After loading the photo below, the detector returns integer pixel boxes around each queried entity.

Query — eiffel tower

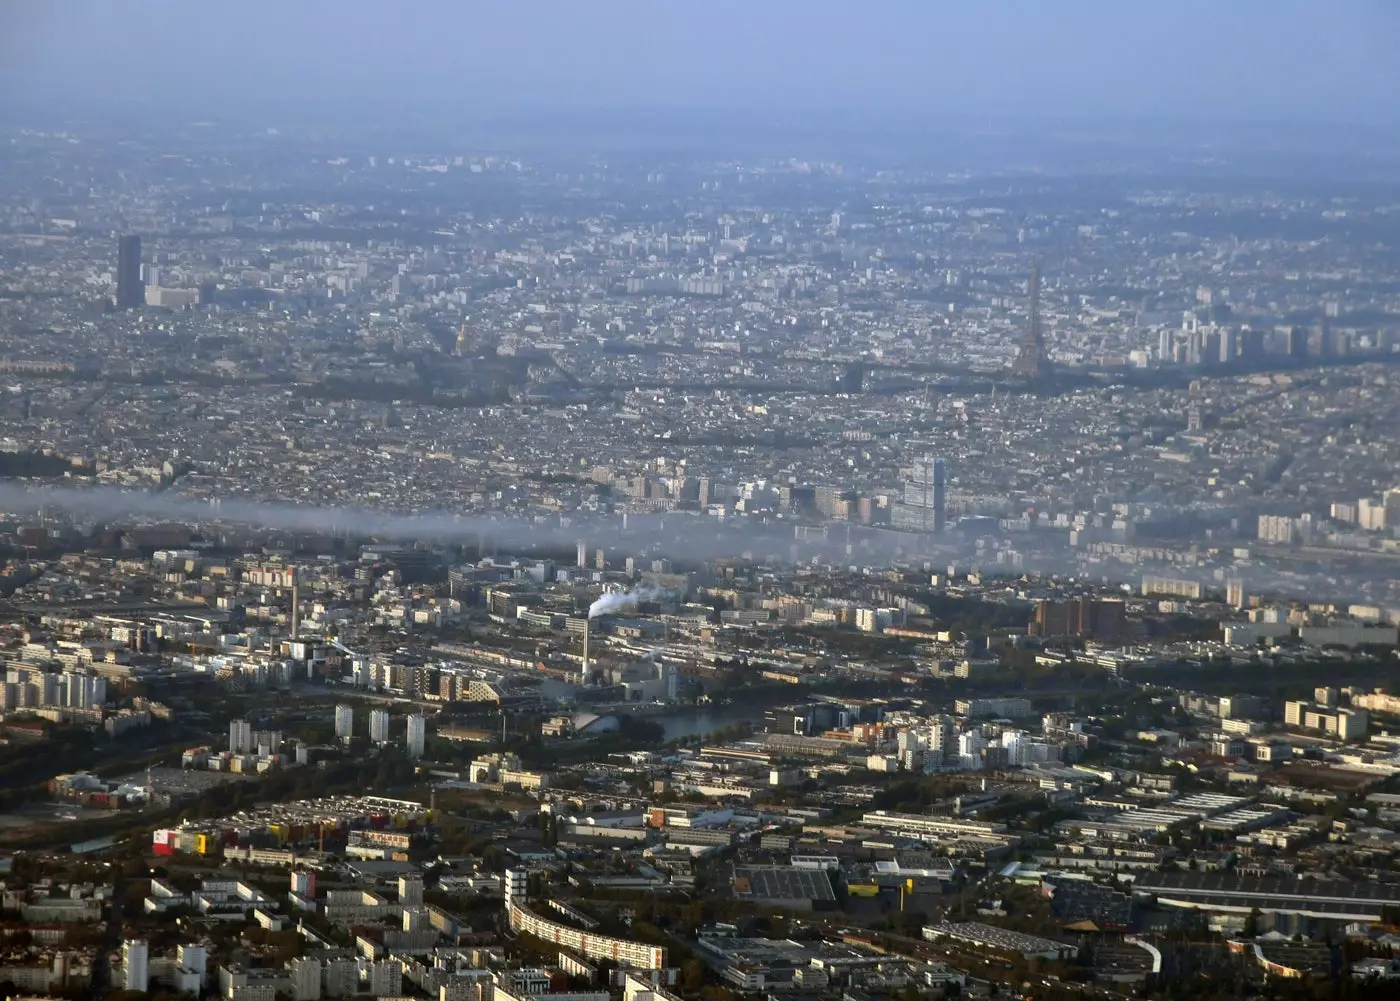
[1012,263,1051,382]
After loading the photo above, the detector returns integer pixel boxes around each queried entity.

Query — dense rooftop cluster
[3,118,1400,1000]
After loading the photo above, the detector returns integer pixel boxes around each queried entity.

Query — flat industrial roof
[733,866,835,902]
[1136,871,1400,906]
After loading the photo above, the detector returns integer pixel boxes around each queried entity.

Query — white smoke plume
[0,483,1380,607]
[588,586,665,619]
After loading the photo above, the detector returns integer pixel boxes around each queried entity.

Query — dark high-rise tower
[931,456,946,534]
[116,235,143,310]
[898,455,947,534]
[1012,263,1050,381]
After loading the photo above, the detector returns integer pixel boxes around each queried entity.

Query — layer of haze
[2,0,1397,125]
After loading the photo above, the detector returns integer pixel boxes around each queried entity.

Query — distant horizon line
[2,95,1397,134]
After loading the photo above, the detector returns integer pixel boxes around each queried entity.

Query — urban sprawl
[0,121,1398,1001]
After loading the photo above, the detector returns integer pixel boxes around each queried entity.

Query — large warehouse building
[1134,871,1400,923]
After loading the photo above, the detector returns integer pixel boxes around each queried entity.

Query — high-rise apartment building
[406,713,425,758]
[1257,514,1296,544]
[62,671,106,708]
[1385,488,1400,530]
[176,944,206,985]
[1219,326,1237,365]
[398,874,424,905]
[288,956,321,1001]
[334,704,354,742]
[229,718,253,754]
[369,960,402,996]
[369,708,390,745]
[290,870,317,898]
[122,939,149,992]
[1030,597,1126,639]
[116,235,144,309]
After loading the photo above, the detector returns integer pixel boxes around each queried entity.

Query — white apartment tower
[122,939,149,993]
[504,868,528,904]
[290,870,317,898]
[369,709,390,745]
[398,874,424,906]
[333,704,354,743]
[406,713,426,758]
[228,718,253,754]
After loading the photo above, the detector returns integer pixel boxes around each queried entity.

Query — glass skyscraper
[116,234,144,309]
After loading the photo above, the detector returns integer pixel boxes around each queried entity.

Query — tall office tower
[893,455,948,533]
[229,718,253,754]
[369,708,390,745]
[1011,263,1051,382]
[116,235,144,309]
[122,939,149,993]
[333,704,354,743]
[405,713,426,758]
[576,541,587,568]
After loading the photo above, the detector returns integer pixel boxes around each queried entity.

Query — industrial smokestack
[582,617,590,683]
[290,567,300,638]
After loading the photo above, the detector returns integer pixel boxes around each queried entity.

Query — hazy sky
[2,0,1397,124]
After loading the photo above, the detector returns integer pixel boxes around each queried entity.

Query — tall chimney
[290,567,300,639]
